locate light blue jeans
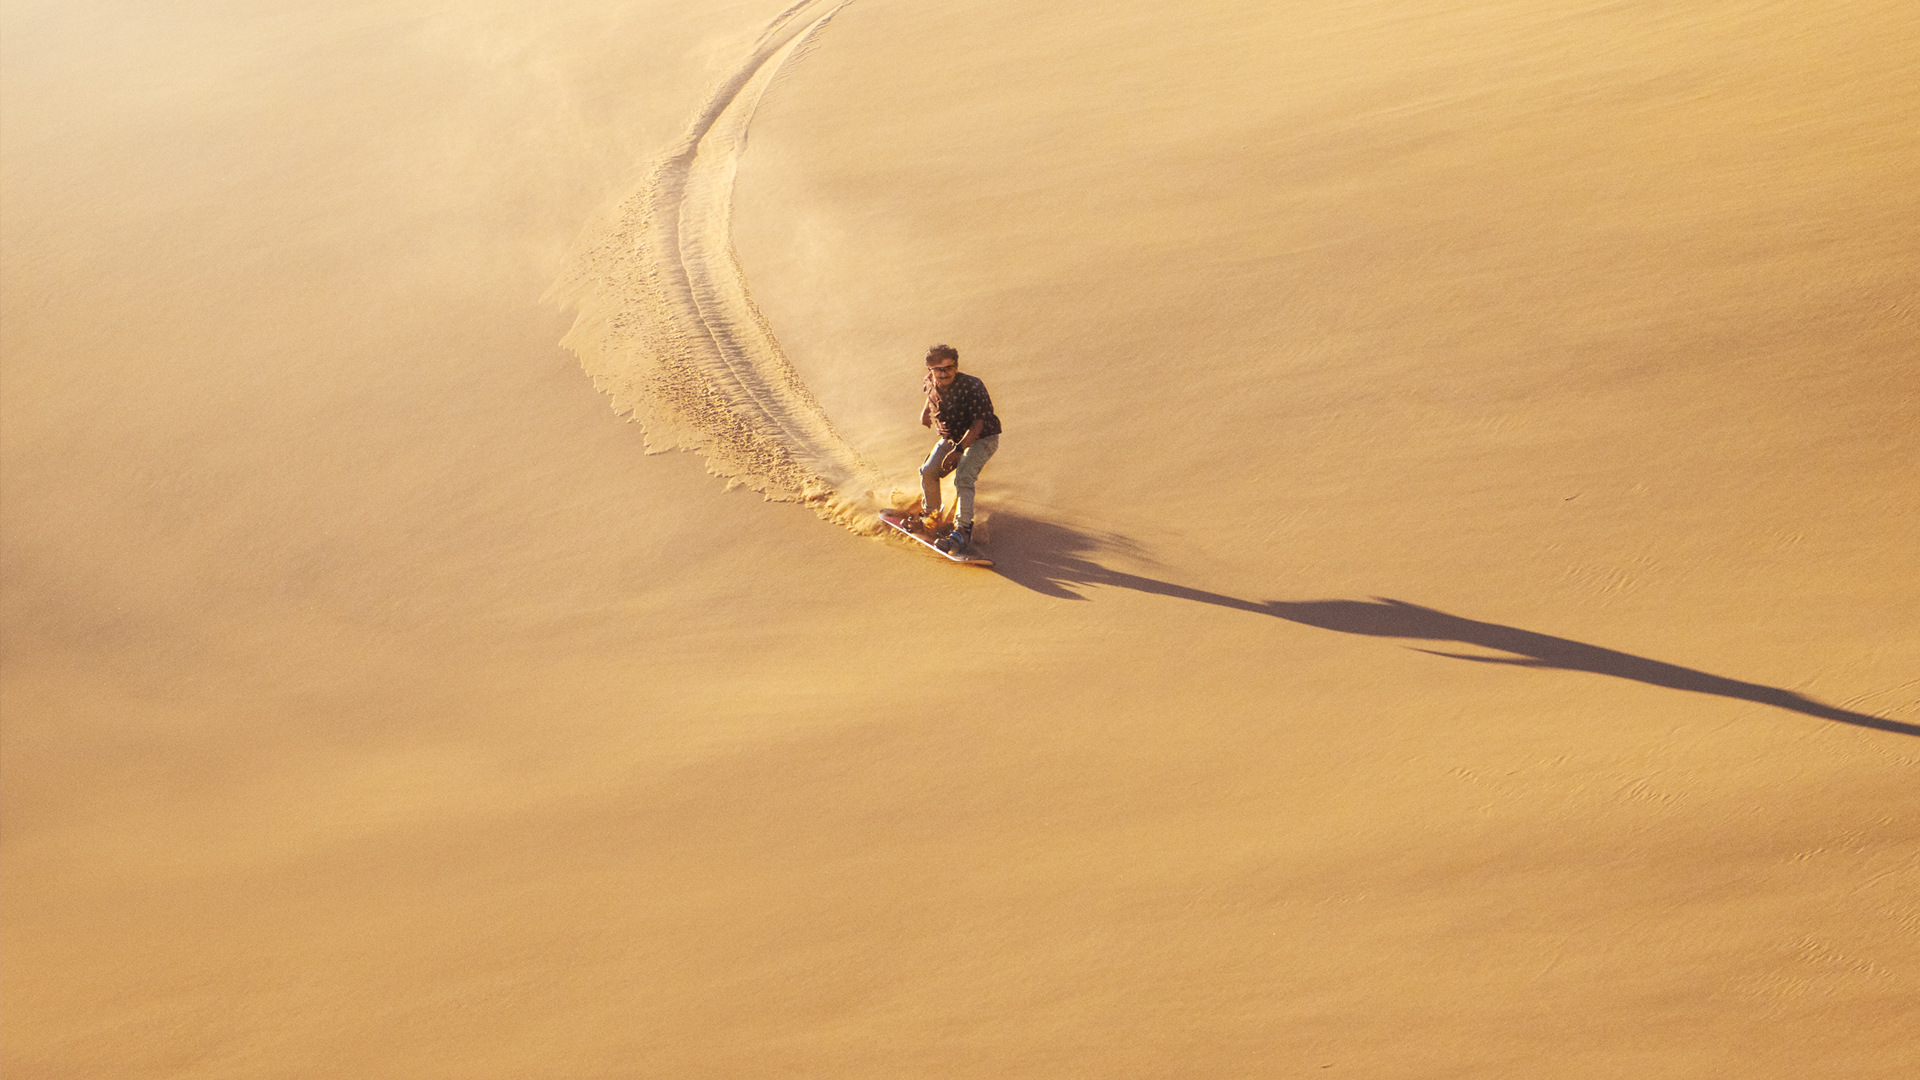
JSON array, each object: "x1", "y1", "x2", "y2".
[{"x1": 919, "y1": 434, "x2": 998, "y2": 526}]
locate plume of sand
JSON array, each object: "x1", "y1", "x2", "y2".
[{"x1": 547, "y1": 0, "x2": 887, "y2": 534}]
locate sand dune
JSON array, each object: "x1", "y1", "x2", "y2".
[{"x1": 3, "y1": 0, "x2": 1916, "y2": 1076}]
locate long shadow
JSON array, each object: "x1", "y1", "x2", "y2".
[{"x1": 983, "y1": 512, "x2": 1916, "y2": 737}]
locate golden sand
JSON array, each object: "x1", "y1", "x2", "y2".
[{"x1": 4, "y1": 0, "x2": 1915, "y2": 1074}]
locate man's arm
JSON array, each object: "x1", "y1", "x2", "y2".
[
  {"x1": 957, "y1": 417, "x2": 986, "y2": 451},
  {"x1": 941, "y1": 417, "x2": 986, "y2": 473}
]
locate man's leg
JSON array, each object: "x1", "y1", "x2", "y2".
[
  {"x1": 918, "y1": 439, "x2": 954, "y2": 518},
  {"x1": 951, "y1": 435, "x2": 999, "y2": 527}
]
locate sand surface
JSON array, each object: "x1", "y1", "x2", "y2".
[{"x1": 3, "y1": 0, "x2": 1917, "y2": 1075}]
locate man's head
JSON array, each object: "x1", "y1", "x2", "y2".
[{"x1": 926, "y1": 344, "x2": 959, "y2": 387}]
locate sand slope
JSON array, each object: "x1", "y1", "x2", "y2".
[{"x1": 3, "y1": 0, "x2": 1916, "y2": 1076}]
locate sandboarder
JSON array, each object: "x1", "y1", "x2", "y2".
[{"x1": 904, "y1": 343, "x2": 1001, "y2": 553}]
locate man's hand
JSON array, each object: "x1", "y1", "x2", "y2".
[{"x1": 938, "y1": 447, "x2": 961, "y2": 477}]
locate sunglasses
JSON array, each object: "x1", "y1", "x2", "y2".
[{"x1": 928, "y1": 363, "x2": 957, "y2": 373}]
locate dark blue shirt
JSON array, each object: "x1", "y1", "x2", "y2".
[{"x1": 926, "y1": 371, "x2": 1003, "y2": 441}]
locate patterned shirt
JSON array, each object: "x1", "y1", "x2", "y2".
[{"x1": 925, "y1": 371, "x2": 1003, "y2": 442}]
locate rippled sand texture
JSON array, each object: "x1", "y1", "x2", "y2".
[{"x1": 3, "y1": 0, "x2": 1916, "y2": 1077}]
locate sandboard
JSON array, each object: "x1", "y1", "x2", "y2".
[{"x1": 879, "y1": 512, "x2": 994, "y2": 567}]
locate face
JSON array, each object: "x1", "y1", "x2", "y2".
[{"x1": 927, "y1": 357, "x2": 958, "y2": 387}]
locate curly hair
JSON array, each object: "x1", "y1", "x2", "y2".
[{"x1": 925, "y1": 343, "x2": 959, "y2": 365}]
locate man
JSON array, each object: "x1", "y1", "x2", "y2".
[{"x1": 910, "y1": 343, "x2": 1001, "y2": 553}]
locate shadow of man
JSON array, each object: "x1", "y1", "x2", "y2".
[{"x1": 982, "y1": 512, "x2": 1915, "y2": 737}]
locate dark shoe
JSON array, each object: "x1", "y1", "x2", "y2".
[{"x1": 936, "y1": 523, "x2": 972, "y2": 553}]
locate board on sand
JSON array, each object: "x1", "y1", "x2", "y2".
[{"x1": 879, "y1": 512, "x2": 994, "y2": 568}]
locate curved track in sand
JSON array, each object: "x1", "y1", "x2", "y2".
[{"x1": 552, "y1": 0, "x2": 881, "y2": 524}]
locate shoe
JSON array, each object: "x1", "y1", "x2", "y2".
[
  {"x1": 935, "y1": 523, "x2": 972, "y2": 553},
  {"x1": 896, "y1": 512, "x2": 932, "y2": 534}
]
